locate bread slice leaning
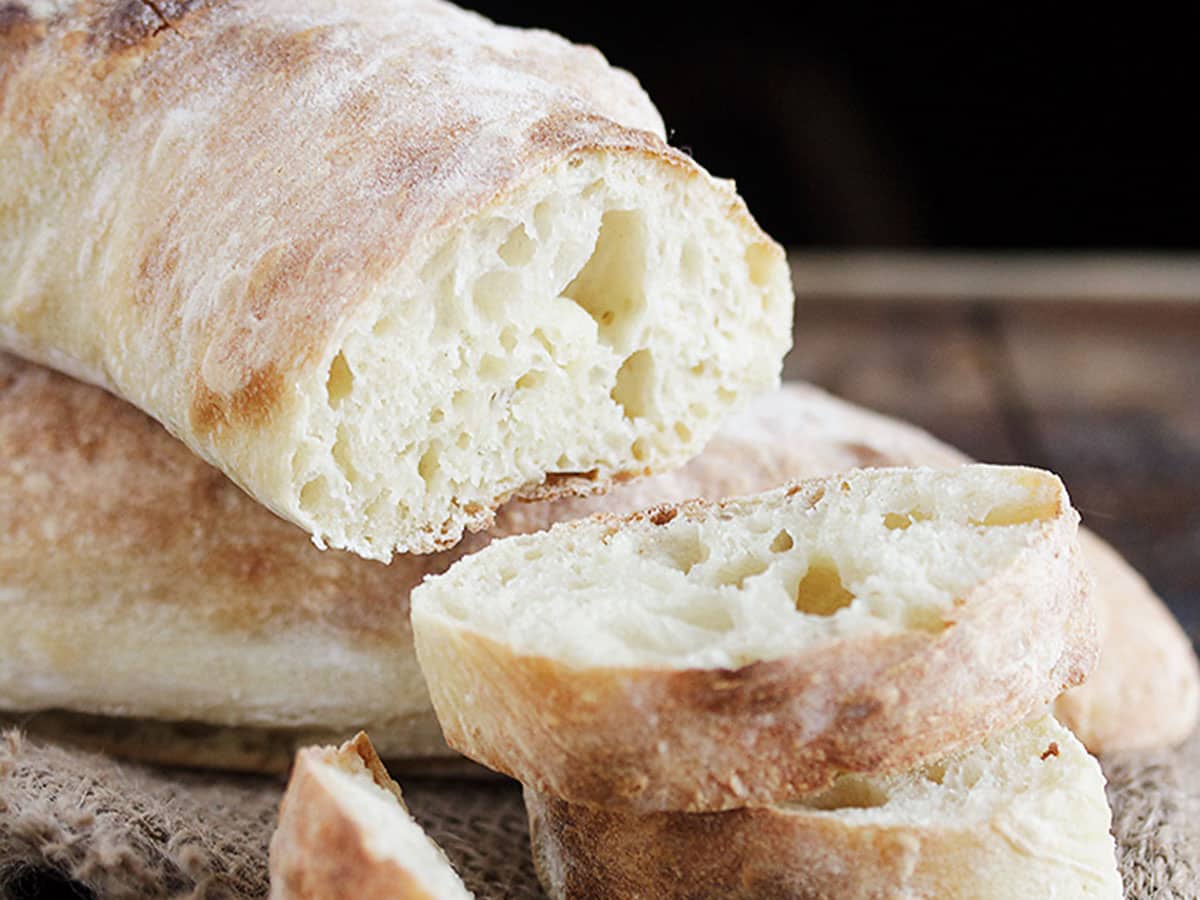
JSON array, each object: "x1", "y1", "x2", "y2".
[
  {"x1": 0, "y1": 0, "x2": 791, "y2": 560},
  {"x1": 525, "y1": 715, "x2": 1123, "y2": 900},
  {"x1": 269, "y1": 732, "x2": 471, "y2": 899},
  {"x1": 412, "y1": 465, "x2": 1098, "y2": 812}
]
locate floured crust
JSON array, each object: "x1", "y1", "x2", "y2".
[
  {"x1": 269, "y1": 732, "x2": 470, "y2": 899},
  {"x1": 413, "y1": 469, "x2": 1099, "y2": 812},
  {"x1": 0, "y1": 0, "x2": 790, "y2": 559},
  {"x1": 1055, "y1": 530, "x2": 1200, "y2": 751},
  {"x1": 525, "y1": 717, "x2": 1123, "y2": 900}
]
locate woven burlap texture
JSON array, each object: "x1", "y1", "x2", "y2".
[{"x1": 1, "y1": 727, "x2": 1196, "y2": 899}]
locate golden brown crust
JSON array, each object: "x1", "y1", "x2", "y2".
[
  {"x1": 0, "y1": 352, "x2": 415, "y2": 639},
  {"x1": 269, "y1": 733, "x2": 438, "y2": 900},
  {"x1": 416, "y1": 499, "x2": 1098, "y2": 813},
  {"x1": 523, "y1": 746, "x2": 1123, "y2": 900}
]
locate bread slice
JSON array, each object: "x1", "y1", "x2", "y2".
[
  {"x1": 269, "y1": 732, "x2": 471, "y2": 899},
  {"x1": 525, "y1": 715, "x2": 1123, "y2": 900},
  {"x1": 0, "y1": 0, "x2": 791, "y2": 560},
  {"x1": 412, "y1": 465, "x2": 1097, "y2": 812}
]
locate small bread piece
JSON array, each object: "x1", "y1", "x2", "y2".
[
  {"x1": 269, "y1": 732, "x2": 471, "y2": 899},
  {"x1": 526, "y1": 715, "x2": 1123, "y2": 900},
  {"x1": 412, "y1": 465, "x2": 1097, "y2": 812},
  {"x1": 0, "y1": 0, "x2": 792, "y2": 560}
]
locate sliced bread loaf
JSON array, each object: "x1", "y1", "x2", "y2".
[
  {"x1": 412, "y1": 465, "x2": 1097, "y2": 812},
  {"x1": 526, "y1": 715, "x2": 1123, "y2": 899}
]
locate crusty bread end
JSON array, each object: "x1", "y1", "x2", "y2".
[{"x1": 269, "y1": 732, "x2": 471, "y2": 899}]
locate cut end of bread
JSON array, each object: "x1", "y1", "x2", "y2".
[
  {"x1": 286, "y1": 150, "x2": 792, "y2": 559},
  {"x1": 415, "y1": 465, "x2": 1076, "y2": 670},
  {"x1": 269, "y1": 732, "x2": 472, "y2": 899}
]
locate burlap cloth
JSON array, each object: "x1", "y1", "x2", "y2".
[{"x1": 0, "y1": 728, "x2": 1196, "y2": 899}]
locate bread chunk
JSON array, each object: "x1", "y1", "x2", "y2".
[{"x1": 270, "y1": 732, "x2": 472, "y2": 899}]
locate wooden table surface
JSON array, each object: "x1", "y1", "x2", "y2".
[{"x1": 785, "y1": 253, "x2": 1200, "y2": 647}]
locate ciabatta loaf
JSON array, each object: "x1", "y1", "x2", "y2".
[
  {"x1": 526, "y1": 715, "x2": 1123, "y2": 900},
  {"x1": 0, "y1": 0, "x2": 791, "y2": 560},
  {"x1": 269, "y1": 732, "x2": 471, "y2": 899},
  {"x1": 412, "y1": 466, "x2": 1098, "y2": 812}
]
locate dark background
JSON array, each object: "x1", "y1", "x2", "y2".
[{"x1": 475, "y1": 5, "x2": 1197, "y2": 249}]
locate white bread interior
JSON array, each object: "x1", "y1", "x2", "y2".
[
  {"x1": 288, "y1": 152, "x2": 792, "y2": 559},
  {"x1": 417, "y1": 465, "x2": 1075, "y2": 670},
  {"x1": 269, "y1": 732, "x2": 471, "y2": 899},
  {"x1": 0, "y1": 0, "x2": 792, "y2": 561},
  {"x1": 526, "y1": 715, "x2": 1123, "y2": 900}
]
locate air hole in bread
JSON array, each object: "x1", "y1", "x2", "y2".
[
  {"x1": 921, "y1": 761, "x2": 947, "y2": 785},
  {"x1": 473, "y1": 270, "x2": 518, "y2": 323},
  {"x1": 661, "y1": 604, "x2": 736, "y2": 632},
  {"x1": 631, "y1": 438, "x2": 650, "y2": 462},
  {"x1": 533, "y1": 199, "x2": 554, "y2": 237},
  {"x1": 883, "y1": 510, "x2": 933, "y2": 530},
  {"x1": 500, "y1": 327, "x2": 518, "y2": 352},
  {"x1": 972, "y1": 499, "x2": 1059, "y2": 527},
  {"x1": 418, "y1": 445, "x2": 440, "y2": 485},
  {"x1": 300, "y1": 475, "x2": 331, "y2": 513},
  {"x1": 769, "y1": 530, "x2": 795, "y2": 553},
  {"x1": 562, "y1": 209, "x2": 647, "y2": 350},
  {"x1": 794, "y1": 560, "x2": 855, "y2": 616},
  {"x1": 674, "y1": 422, "x2": 692, "y2": 442},
  {"x1": 582, "y1": 178, "x2": 605, "y2": 199},
  {"x1": 680, "y1": 240, "x2": 702, "y2": 281},
  {"x1": 516, "y1": 370, "x2": 545, "y2": 390},
  {"x1": 325, "y1": 352, "x2": 354, "y2": 407},
  {"x1": 498, "y1": 223, "x2": 536, "y2": 266},
  {"x1": 332, "y1": 426, "x2": 357, "y2": 483},
  {"x1": 797, "y1": 775, "x2": 889, "y2": 810},
  {"x1": 904, "y1": 606, "x2": 950, "y2": 634},
  {"x1": 479, "y1": 354, "x2": 505, "y2": 381},
  {"x1": 745, "y1": 241, "x2": 776, "y2": 288},
  {"x1": 611, "y1": 349, "x2": 655, "y2": 419},
  {"x1": 713, "y1": 555, "x2": 770, "y2": 589},
  {"x1": 660, "y1": 528, "x2": 709, "y2": 574}
]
